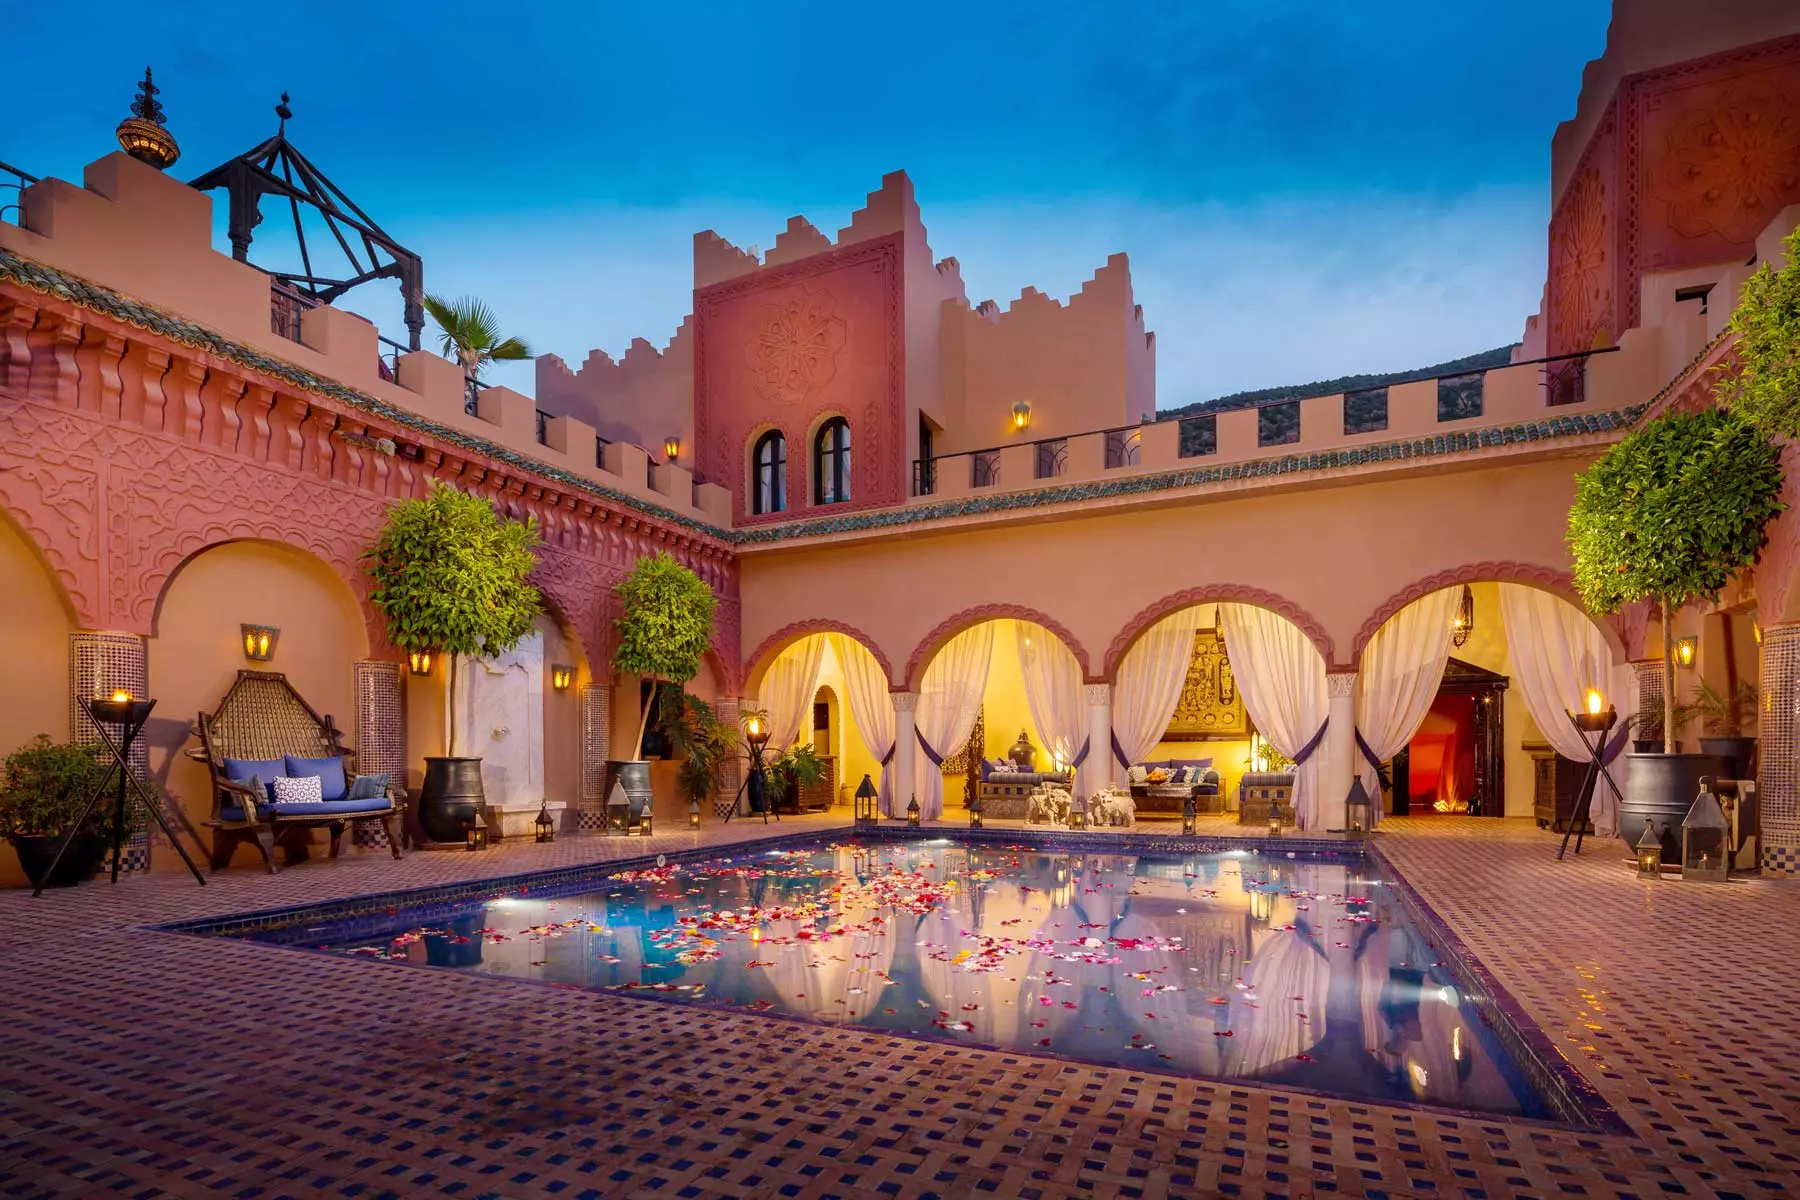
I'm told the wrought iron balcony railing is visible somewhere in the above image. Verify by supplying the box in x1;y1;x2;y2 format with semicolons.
1035;438;1068;479
972;449;1002;488
912;457;937;497
0;159;36;225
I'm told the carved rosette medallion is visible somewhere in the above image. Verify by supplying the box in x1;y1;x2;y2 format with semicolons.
747;289;846;404
1653;76;1800;245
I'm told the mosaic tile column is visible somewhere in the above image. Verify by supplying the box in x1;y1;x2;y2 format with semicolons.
1758;625;1800;876
714;696;741;818
578;682;611;831
351;660;404;850
68;632;151;874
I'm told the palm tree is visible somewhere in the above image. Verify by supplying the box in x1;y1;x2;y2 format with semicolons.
421;293;533;384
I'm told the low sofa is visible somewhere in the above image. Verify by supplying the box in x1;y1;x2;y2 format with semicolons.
978;758;1074;819
1238;772;1296;827
1126;758;1222;820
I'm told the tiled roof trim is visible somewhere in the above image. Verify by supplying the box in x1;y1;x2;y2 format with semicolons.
0;248;732;543
5;247;1692;550
738;402;1651;544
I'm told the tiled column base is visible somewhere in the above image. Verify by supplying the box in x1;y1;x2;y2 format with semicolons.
68;632;151;875
577;683;610;831
714;697;741;817
351;660;404;850
1758;625;1800;876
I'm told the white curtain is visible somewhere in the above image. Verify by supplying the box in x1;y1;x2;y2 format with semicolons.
1016;621;1086;773
1218;603;1330;830
830;633;896;809
913;623;994;820
1500;584;1630;836
1355;588;1459;826
759;636;825;750
1113;607;1204;770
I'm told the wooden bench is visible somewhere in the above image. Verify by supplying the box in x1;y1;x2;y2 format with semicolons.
187;670;404;873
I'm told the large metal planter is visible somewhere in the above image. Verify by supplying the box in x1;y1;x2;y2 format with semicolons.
1619;752;1726;862
416;756;486;844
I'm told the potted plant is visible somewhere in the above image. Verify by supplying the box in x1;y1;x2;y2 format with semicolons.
611;552;718;821
1567;406;1783;858
1629;710;1674;755
365;481;541;844
1680;679;1759;779
660;691;737;818
0;735;128;888
766;744;827;813
422;293;533;409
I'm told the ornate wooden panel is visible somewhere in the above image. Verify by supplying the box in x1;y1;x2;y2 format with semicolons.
1164;629;1247;741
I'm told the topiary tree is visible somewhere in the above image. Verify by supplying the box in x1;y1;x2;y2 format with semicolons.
612;551;718;760
1716;224;1800;441
365;481;541;756
1567;407;1784;751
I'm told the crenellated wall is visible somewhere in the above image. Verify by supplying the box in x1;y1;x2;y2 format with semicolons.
536;318;695;468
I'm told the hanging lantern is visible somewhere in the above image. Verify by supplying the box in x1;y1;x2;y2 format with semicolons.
906;795;921;828
534;800;556;843
241;624;280;662
465;810;489;851
408;649;434;676
1450;585;1474;648
854;773;880;826
1680;778;1730;882
1635;821;1663;879
689;797;702;828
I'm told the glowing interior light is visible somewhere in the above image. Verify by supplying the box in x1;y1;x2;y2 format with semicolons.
1408;1062;1430;1092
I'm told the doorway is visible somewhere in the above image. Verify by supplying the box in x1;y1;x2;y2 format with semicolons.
1392;658;1508;816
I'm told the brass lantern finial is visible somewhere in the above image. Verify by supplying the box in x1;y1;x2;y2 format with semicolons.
116;67;180;170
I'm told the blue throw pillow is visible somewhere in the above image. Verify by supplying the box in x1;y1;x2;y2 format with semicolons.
346;774;390;801
285;755;348;802
224;756;286;785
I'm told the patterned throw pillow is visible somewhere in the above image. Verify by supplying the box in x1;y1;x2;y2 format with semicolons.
1127;765;1148;785
271;775;324;804
346;774;391;801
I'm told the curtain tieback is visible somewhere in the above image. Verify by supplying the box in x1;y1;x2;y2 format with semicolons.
1291;718;1330;766
1600;722;1631;767
880;742;896;766
1070;736;1090;769
915;726;945;766
1353;728;1383;774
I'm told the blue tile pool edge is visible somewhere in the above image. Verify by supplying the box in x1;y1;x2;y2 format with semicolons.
155;825;1626;1135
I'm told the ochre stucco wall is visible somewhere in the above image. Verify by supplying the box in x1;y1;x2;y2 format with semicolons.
147;540;368;867
0;514;74;886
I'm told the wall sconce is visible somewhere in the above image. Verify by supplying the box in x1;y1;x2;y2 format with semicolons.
550;664;574;691
664;434;681;462
1675;636;1697;669
241;624;279;662
408;649;434;676
1010;400;1032;433
1451;585;1474;648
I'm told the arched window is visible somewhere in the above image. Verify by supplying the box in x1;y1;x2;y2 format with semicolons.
752;430;786;515
814;417;851;505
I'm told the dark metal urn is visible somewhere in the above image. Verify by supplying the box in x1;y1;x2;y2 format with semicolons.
417;756;486;844
607;760;655;820
1618;752;1726;863
10;833;107;889
1698;736;1757;782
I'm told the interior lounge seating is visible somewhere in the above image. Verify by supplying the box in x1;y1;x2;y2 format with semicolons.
188;670;405;873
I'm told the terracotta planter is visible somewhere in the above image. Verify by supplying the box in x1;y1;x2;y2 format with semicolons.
417;756;486;844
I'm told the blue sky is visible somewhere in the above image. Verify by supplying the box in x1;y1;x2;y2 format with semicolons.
7;1;1612;404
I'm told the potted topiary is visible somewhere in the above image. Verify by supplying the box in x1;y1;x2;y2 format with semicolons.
1680;679;1759;780
365;481;541;845
0;735;128;888
1567;406;1783;859
611;552;718;822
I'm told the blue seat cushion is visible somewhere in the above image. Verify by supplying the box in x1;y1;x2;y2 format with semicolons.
220;795;393;823
285;755;348;802
224;756;286;785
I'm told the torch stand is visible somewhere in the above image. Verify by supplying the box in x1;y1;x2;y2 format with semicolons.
32;698;208;898
1555;706;1621;862
722;741;779;825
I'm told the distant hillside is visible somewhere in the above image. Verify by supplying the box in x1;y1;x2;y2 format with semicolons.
1159;344;1521;420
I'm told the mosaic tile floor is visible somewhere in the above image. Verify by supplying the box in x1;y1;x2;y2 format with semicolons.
1;813;1796;1200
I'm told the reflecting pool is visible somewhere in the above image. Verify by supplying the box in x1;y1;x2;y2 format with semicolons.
253;840;1548;1117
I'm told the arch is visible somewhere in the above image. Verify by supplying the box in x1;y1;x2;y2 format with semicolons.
150;534;382;654
1103;586;1333;678
750;428;788;515
0;506;76;758
812;415;851;505
744;619;891;697
903;604;1092;692
1350;563;1626;666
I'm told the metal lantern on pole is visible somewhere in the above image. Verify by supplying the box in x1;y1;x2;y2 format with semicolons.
1680;778;1731;882
854;773;879;826
688;797;701;828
